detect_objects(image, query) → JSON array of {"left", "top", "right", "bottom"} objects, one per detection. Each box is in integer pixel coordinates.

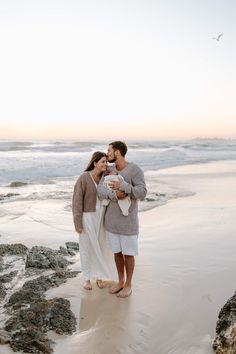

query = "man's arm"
[
  {"left": 97, "top": 175, "right": 118, "bottom": 201},
  {"left": 119, "top": 166, "right": 147, "bottom": 200}
]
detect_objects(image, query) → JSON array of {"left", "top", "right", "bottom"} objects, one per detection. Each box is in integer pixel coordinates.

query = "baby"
[{"left": 102, "top": 167, "right": 131, "bottom": 216}]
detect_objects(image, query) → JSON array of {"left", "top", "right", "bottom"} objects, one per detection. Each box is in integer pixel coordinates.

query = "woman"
[{"left": 72, "top": 151, "right": 115, "bottom": 290}]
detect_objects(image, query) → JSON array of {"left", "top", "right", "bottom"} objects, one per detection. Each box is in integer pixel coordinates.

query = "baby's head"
[
  {"left": 104, "top": 163, "right": 117, "bottom": 176},
  {"left": 104, "top": 166, "right": 117, "bottom": 176},
  {"left": 108, "top": 170, "right": 117, "bottom": 175}
]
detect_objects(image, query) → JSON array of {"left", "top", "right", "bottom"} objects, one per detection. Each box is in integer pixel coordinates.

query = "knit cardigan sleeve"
[{"left": 72, "top": 176, "right": 84, "bottom": 232}]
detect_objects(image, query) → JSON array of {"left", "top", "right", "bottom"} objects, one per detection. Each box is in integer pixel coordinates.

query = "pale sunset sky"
[{"left": 0, "top": 0, "right": 235, "bottom": 140}]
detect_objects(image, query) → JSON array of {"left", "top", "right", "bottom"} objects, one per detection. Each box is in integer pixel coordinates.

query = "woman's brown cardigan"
[{"left": 72, "top": 172, "right": 97, "bottom": 232}]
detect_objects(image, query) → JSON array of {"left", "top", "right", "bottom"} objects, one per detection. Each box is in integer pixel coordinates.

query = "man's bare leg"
[
  {"left": 117, "top": 255, "right": 134, "bottom": 298},
  {"left": 109, "top": 252, "right": 125, "bottom": 294}
]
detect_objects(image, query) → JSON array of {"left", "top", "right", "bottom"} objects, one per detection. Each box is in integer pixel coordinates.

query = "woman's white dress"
[{"left": 79, "top": 177, "right": 116, "bottom": 280}]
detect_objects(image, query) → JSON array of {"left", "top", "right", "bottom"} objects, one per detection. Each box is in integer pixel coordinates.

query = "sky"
[{"left": 0, "top": 0, "right": 236, "bottom": 140}]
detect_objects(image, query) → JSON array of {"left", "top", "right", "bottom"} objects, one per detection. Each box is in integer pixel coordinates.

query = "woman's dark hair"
[
  {"left": 109, "top": 141, "right": 128, "bottom": 157},
  {"left": 84, "top": 151, "right": 107, "bottom": 172}
]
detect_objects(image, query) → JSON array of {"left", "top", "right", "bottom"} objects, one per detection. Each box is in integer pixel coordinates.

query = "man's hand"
[
  {"left": 109, "top": 180, "right": 121, "bottom": 190},
  {"left": 116, "top": 191, "right": 127, "bottom": 200}
]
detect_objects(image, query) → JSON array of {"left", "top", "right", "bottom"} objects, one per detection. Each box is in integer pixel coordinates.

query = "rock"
[
  {"left": 5, "top": 193, "right": 20, "bottom": 198},
  {"left": 9, "top": 181, "right": 28, "bottom": 187},
  {"left": 0, "top": 330, "right": 11, "bottom": 344},
  {"left": 0, "top": 256, "right": 4, "bottom": 272},
  {"left": 146, "top": 197, "right": 156, "bottom": 202},
  {"left": 0, "top": 271, "right": 18, "bottom": 283},
  {"left": 0, "top": 192, "right": 20, "bottom": 200},
  {"left": 1, "top": 244, "right": 79, "bottom": 353},
  {"left": 26, "top": 246, "right": 70, "bottom": 270},
  {"left": 0, "top": 284, "right": 6, "bottom": 300},
  {"left": 7, "top": 289, "right": 44, "bottom": 307},
  {"left": 0, "top": 243, "right": 28, "bottom": 256},
  {"left": 10, "top": 328, "right": 53, "bottom": 354},
  {"left": 59, "top": 246, "right": 69, "bottom": 256},
  {"left": 6, "top": 271, "right": 79, "bottom": 308},
  {"left": 23, "top": 270, "right": 80, "bottom": 293},
  {"left": 65, "top": 242, "right": 79, "bottom": 252},
  {"left": 65, "top": 242, "right": 79, "bottom": 255},
  {"left": 213, "top": 293, "right": 236, "bottom": 354},
  {"left": 6, "top": 298, "right": 76, "bottom": 353}
]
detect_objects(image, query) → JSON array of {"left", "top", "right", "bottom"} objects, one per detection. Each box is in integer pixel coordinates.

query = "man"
[{"left": 97, "top": 141, "right": 147, "bottom": 298}]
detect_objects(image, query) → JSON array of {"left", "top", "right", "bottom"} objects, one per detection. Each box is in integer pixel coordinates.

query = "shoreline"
[{"left": 1, "top": 160, "right": 236, "bottom": 353}]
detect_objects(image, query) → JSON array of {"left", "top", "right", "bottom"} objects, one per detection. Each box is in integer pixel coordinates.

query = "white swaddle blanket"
[{"left": 102, "top": 175, "right": 131, "bottom": 216}]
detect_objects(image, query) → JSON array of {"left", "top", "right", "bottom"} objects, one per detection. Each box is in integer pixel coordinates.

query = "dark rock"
[
  {"left": 6, "top": 271, "right": 79, "bottom": 308},
  {"left": 7, "top": 289, "right": 43, "bottom": 307},
  {"left": 0, "top": 271, "right": 18, "bottom": 283},
  {"left": 0, "top": 243, "right": 28, "bottom": 256},
  {"left": 10, "top": 328, "right": 53, "bottom": 354},
  {"left": 23, "top": 270, "right": 80, "bottom": 293},
  {"left": 1, "top": 244, "right": 78, "bottom": 354},
  {"left": 25, "top": 267, "right": 47, "bottom": 277},
  {"left": 9, "top": 181, "right": 28, "bottom": 187},
  {"left": 146, "top": 197, "right": 156, "bottom": 202},
  {"left": 59, "top": 246, "right": 69, "bottom": 256},
  {"left": 6, "top": 298, "right": 76, "bottom": 353},
  {"left": 0, "top": 256, "right": 4, "bottom": 271},
  {"left": 5, "top": 193, "right": 20, "bottom": 198},
  {"left": 0, "top": 283, "right": 6, "bottom": 300},
  {"left": 213, "top": 293, "right": 236, "bottom": 354},
  {"left": 0, "top": 330, "right": 11, "bottom": 344},
  {"left": 65, "top": 242, "right": 79, "bottom": 252},
  {"left": 26, "top": 246, "right": 70, "bottom": 270},
  {"left": 65, "top": 242, "right": 79, "bottom": 256}
]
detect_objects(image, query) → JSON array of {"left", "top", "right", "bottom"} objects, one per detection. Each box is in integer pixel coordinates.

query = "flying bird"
[{"left": 212, "top": 33, "right": 223, "bottom": 41}]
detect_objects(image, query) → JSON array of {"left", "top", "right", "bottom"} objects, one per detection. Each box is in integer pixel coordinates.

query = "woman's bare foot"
[
  {"left": 116, "top": 287, "right": 132, "bottom": 298},
  {"left": 83, "top": 280, "right": 92, "bottom": 290},
  {"left": 96, "top": 280, "right": 105, "bottom": 288},
  {"left": 109, "top": 283, "right": 124, "bottom": 294}
]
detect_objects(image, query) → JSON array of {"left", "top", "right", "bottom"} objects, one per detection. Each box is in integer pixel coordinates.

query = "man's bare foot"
[
  {"left": 96, "top": 280, "right": 105, "bottom": 289},
  {"left": 109, "top": 284, "right": 124, "bottom": 294},
  {"left": 116, "top": 287, "right": 132, "bottom": 298},
  {"left": 83, "top": 280, "right": 92, "bottom": 290}
]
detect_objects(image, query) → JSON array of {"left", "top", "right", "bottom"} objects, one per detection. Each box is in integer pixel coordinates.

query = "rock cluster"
[
  {"left": 213, "top": 293, "right": 236, "bottom": 354},
  {"left": 0, "top": 242, "right": 80, "bottom": 353}
]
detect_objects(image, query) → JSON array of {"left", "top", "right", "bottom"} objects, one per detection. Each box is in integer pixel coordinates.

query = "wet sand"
[{"left": 1, "top": 161, "right": 236, "bottom": 354}]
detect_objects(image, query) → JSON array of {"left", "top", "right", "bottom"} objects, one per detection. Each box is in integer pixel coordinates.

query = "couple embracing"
[{"left": 72, "top": 141, "right": 147, "bottom": 298}]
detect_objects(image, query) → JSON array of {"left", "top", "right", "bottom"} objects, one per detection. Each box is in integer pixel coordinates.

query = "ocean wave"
[
  {"left": 1, "top": 138, "right": 235, "bottom": 153},
  {"left": 1, "top": 139, "right": 236, "bottom": 186}
]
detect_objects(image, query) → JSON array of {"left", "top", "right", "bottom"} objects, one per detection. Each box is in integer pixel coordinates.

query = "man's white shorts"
[{"left": 106, "top": 231, "right": 138, "bottom": 256}]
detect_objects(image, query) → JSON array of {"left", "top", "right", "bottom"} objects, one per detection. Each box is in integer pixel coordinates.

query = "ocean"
[{"left": 1, "top": 138, "right": 236, "bottom": 215}]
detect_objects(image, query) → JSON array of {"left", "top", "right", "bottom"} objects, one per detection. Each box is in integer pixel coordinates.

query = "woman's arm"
[{"left": 72, "top": 177, "right": 84, "bottom": 233}]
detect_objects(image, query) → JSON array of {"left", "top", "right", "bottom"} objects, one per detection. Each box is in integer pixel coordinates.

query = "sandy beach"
[{"left": 1, "top": 160, "right": 236, "bottom": 354}]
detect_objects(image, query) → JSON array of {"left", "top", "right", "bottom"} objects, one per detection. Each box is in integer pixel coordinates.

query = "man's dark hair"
[{"left": 109, "top": 141, "right": 128, "bottom": 157}]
